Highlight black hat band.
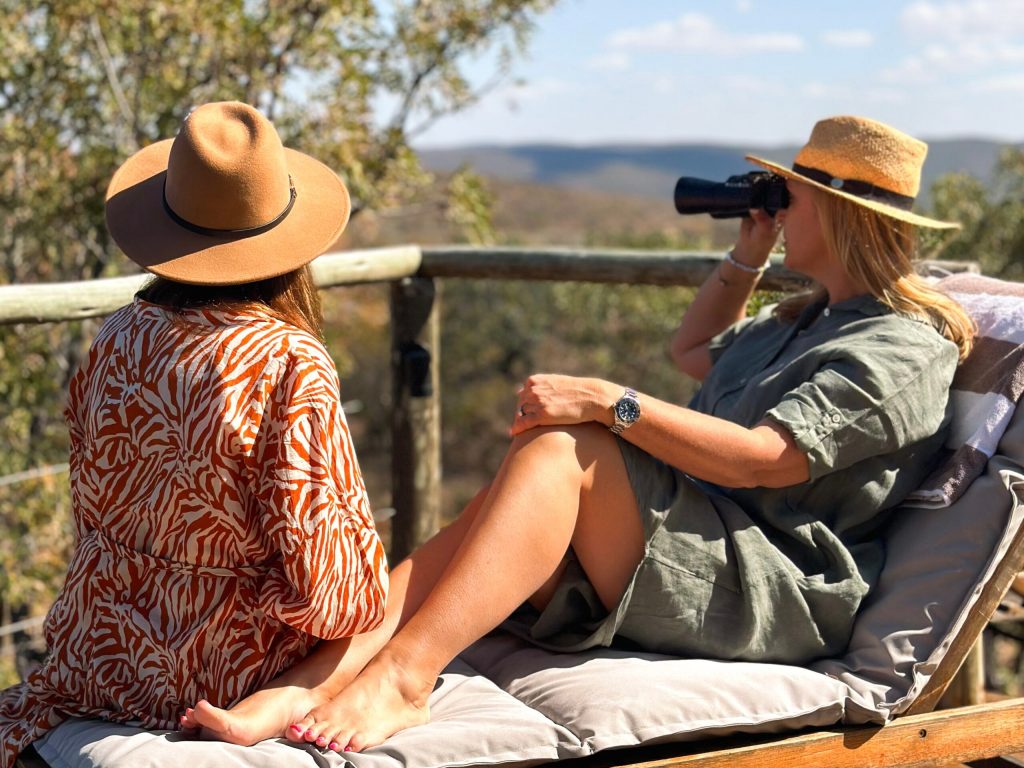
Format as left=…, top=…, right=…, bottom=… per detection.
left=792, top=164, right=916, bottom=211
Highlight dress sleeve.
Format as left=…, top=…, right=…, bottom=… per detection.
left=252, top=349, right=388, bottom=640
left=764, top=325, right=959, bottom=481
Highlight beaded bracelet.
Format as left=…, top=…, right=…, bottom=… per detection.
left=724, top=250, right=769, bottom=275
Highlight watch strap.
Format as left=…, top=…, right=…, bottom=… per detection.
left=610, top=387, right=639, bottom=435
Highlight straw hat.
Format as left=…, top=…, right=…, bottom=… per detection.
left=105, top=101, right=351, bottom=285
left=746, top=115, right=958, bottom=229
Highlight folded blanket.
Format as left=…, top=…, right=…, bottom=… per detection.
left=904, top=273, right=1024, bottom=509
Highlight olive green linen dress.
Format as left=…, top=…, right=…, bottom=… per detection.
left=506, top=294, right=959, bottom=664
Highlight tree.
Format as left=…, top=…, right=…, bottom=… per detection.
left=926, top=148, right=1024, bottom=279
left=0, top=0, right=558, bottom=683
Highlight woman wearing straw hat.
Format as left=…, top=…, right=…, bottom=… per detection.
left=0, top=101, right=389, bottom=767
left=191, top=116, right=977, bottom=753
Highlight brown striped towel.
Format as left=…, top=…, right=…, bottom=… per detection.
left=903, top=273, right=1024, bottom=509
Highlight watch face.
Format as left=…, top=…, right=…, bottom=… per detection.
left=615, top=398, right=641, bottom=423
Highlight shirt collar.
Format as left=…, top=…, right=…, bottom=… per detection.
left=803, top=293, right=891, bottom=322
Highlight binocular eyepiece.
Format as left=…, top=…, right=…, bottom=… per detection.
left=674, top=171, right=789, bottom=219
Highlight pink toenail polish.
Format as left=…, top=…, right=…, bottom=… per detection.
left=329, top=742, right=340, bottom=751
left=289, top=724, right=303, bottom=733
left=316, top=736, right=327, bottom=746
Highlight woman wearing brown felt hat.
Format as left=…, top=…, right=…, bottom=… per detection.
left=161, top=115, right=978, bottom=756
left=0, top=101, right=389, bottom=766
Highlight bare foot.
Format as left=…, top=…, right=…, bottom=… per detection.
left=182, top=685, right=326, bottom=746
left=289, top=651, right=433, bottom=752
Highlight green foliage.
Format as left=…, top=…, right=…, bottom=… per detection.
left=925, top=148, right=1024, bottom=278
left=437, top=279, right=701, bottom=505
left=446, top=167, right=497, bottom=245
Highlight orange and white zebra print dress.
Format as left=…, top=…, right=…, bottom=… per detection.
left=0, top=298, right=389, bottom=767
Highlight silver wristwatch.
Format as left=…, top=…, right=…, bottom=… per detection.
left=610, top=388, right=641, bottom=435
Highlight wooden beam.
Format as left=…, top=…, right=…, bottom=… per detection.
left=570, top=699, right=1024, bottom=768
left=907, top=504, right=1024, bottom=716
left=420, top=246, right=808, bottom=292
left=419, top=246, right=977, bottom=290
left=942, top=638, right=987, bottom=708
left=0, top=245, right=422, bottom=325
left=0, top=246, right=976, bottom=325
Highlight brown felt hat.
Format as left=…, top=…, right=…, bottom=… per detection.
left=105, top=101, right=351, bottom=285
left=746, top=115, right=959, bottom=230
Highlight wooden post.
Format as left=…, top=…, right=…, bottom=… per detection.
left=389, top=277, right=442, bottom=563
left=941, top=636, right=988, bottom=709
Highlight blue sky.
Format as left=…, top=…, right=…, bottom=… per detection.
left=416, top=0, right=1024, bottom=147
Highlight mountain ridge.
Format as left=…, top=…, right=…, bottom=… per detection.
left=421, top=138, right=1021, bottom=202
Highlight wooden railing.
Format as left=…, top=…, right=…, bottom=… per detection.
left=0, top=246, right=977, bottom=562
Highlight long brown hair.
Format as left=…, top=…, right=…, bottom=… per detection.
left=775, top=188, right=976, bottom=361
left=137, top=266, right=324, bottom=340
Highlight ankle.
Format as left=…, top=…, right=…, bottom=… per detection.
left=373, top=643, right=440, bottom=702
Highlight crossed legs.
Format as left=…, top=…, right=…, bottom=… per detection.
left=185, top=423, right=644, bottom=752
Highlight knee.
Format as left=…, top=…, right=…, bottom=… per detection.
left=509, top=423, right=612, bottom=459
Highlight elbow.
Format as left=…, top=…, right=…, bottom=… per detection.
left=668, top=333, right=687, bottom=371
left=726, top=426, right=810, bottom=489
left=748, top=455, right=810, bottom=489
left=670, top=338, right=709, bottom=381
left=723, top=464, right=804, bottom=490
left=748, top=467, right=804, bottom=489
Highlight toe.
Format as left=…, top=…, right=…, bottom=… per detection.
left=286, top=715, right=315, bottom=743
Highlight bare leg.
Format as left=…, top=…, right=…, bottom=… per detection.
left=300, top=424, right=644, bottom=752
left=183, top=482, right=497, bottom=745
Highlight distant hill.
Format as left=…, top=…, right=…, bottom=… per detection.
left=420, top=138, right=1020, bottom=204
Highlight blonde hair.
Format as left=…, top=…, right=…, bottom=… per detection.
left=138, top=265, right=324, bottom=340
left=775, top=189, right=976, bottom=361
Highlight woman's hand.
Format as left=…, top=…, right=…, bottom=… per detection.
left=732, top=208, right=780, bottom=268
left=511, top=374, right=618, bottom=437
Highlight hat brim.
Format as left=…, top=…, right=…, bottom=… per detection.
left=745, top=155, right=960, bottom=230
left=105, top=139, right=351, bottom=285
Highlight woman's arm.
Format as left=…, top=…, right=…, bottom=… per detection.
left=512, top=374, right=809, bottom=489
left=254, top=356, right=389, bottom=640
left=670, top=209, right=780, bottom=381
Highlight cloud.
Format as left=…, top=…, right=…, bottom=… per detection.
left=882, top=41, right=1024, bottom=83
left=801, top=82, right=838, bottom=98
left=736, top=0, right=753, bottom=12
left=821, top=29, right=874, bottom=48
left=608, top=13, right=803, bottom=55
left=652, top=76, right=675, bottom=94
left=586, top=51, right=631, bottom=72
left=724, top=75, right=773, bottom=93
left=901, top=0, right=1024, bottom=40
left=974, top=72, right=1024, bottom=92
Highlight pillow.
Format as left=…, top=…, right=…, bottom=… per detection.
left=905, top=273, right=1024, bottom=508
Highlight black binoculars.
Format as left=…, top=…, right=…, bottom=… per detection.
left=674, top=171, right=789, bottom=218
